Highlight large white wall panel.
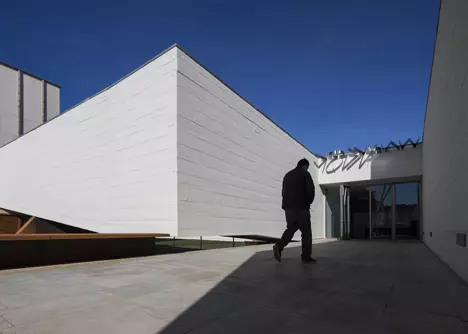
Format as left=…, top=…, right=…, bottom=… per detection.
left=0, top=49, right=179, bottom=234
left=46, top=84, right=60, bottom=120
left=23, top=74, right=43, bottom=133
left=318, top=155, right=371, bottom=185
left=176, top=48, right=324, bottom=239
left=423, top=0, right=468, bottom=283
left=371, top=146, right=422, bottom=181
left=0, top=64, right=19, bottom=147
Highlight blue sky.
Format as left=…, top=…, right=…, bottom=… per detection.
left=0, top=0, right=439, bottom=155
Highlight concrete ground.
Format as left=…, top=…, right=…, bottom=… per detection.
left=0, top=240, right=467, bottom=334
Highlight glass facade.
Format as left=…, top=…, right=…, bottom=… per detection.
left=325, top=182, right=421, bottom=241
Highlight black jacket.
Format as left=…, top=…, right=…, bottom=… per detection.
left=282, top=167, right=315, bottom=210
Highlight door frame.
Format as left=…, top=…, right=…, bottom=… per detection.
left=348, top=181, right=422, bottom=241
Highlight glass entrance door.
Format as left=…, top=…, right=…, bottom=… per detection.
left=327, top=182, right=421, bottom=241
left=348, top=186, right=371, bottom=239
left=368, top=182, right=421, bottom=241
left=394, top=183, right=420, bottom=240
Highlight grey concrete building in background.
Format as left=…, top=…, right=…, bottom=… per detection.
left=0, top=61, right=60, bottom=147
left=423, top=0, right=468, bottom=283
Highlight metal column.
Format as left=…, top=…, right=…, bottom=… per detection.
left=346, top=187, right=351, bottom=239
left=340, top=185, right=344, bottom=239
left=418, top=182, right=423, bottom=240
left=369, top=188, right=372, bottom=240
left=17, top=71, right=24, bottom=136
left=339, top=185, right=350, bottom=240
left=392, top=185, right=396, bottom=240
left=41, top=80, right=48, bottom=123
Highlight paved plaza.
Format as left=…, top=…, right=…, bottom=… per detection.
left=0, top=240, right=467, bottom=333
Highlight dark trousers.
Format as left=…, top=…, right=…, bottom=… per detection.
left=276, top=209, right=312, bottom=260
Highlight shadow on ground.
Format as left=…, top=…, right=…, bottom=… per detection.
left=0, top=239, right=190, bottom=270
left=156, top=241, right=468, bottom=334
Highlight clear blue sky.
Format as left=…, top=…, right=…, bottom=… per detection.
left=0, top=0, right=439, bottom=155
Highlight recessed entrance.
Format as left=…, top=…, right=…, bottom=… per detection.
left=325, top=182, right=421, bottom=241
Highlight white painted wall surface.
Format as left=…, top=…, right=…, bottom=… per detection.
left=371, top=146, right=422, bottom=181
left=317, top=155, right=371, bottom=185
left=0, top=48, right=179, bottom=234
left=46, top=84, right=61, bottom=120
left=0, top=64, right=19, bottom=147
left=318, top=146, right=422, bottom=185
left=176, top=48, right=324, bottom=239
left=23, top=74, right=43, bottom=133
left=423, top=0, right=468, bottom=283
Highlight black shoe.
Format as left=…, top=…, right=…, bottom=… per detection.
left=273, top=245, right=282, bottom=262
left=301, top=258, right=317, bottom=264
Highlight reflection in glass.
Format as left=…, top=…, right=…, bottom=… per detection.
left=348, top=186, right=370, bottom=238
left=394, top=183, right=420, bottom=239
left=370, top=185, right=394, bottom=239
left=328, top=182, right=421, bottom=241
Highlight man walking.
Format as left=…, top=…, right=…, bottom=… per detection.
left=273, top=158, right=316, bottom=263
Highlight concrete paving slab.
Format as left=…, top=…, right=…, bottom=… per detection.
left=0, top=316, right=14, bottom=331
left=190, top=304, right=303, bottom=334
left=383, top=307, right=467, bottom=334
left=0, top=240, right=466, bottom=334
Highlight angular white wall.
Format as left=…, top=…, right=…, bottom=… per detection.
left=0, top=46, right=327, bottom=239
left=0, top=49, right=179, bottom=235
left=176, top=48, right=324, bottom=239
left=423, top=0, right=468, bottom=283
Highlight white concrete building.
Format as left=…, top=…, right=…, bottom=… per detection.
left=0, top=62, right=60, bottom=147
left=318, top=143, right=422, bottom=241
left=0, top=46, right=427, bottom=243
left=0, top=45, right=426, bottom=243
left=318, top=0, right=468, bottom=284
left=0, top=0, right=467, bottom=283
left=0, top=46, right=323, bottom=239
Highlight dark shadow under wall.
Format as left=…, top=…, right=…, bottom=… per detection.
left=0, top=237, right=269, bottom=270
left=0, top=239, right=195, bottom=270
